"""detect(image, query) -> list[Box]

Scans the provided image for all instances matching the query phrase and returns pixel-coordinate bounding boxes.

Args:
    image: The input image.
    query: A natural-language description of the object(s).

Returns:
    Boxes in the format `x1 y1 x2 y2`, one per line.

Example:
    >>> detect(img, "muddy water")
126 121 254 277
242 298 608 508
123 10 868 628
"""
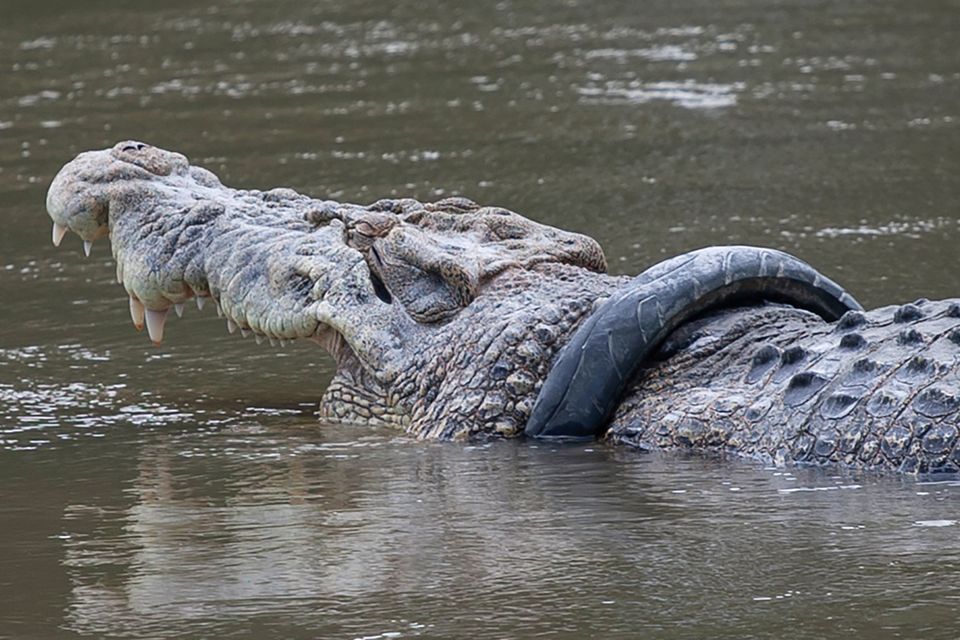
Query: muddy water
2 0 959 638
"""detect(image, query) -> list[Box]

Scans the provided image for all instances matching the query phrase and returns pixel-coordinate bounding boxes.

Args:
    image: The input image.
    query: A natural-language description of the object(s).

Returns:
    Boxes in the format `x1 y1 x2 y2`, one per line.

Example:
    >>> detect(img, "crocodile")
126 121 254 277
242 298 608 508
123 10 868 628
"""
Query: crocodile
45 141 960 474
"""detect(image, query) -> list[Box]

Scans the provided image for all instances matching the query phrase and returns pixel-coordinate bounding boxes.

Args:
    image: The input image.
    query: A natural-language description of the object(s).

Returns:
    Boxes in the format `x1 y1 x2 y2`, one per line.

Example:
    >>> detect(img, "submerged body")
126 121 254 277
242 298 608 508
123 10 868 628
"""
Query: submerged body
45 142 960 473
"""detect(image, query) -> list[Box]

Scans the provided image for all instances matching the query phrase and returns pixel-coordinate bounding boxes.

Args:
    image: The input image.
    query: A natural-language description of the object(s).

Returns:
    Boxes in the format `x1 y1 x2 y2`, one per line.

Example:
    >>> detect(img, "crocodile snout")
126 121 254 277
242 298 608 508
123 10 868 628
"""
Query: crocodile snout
46 150 112 254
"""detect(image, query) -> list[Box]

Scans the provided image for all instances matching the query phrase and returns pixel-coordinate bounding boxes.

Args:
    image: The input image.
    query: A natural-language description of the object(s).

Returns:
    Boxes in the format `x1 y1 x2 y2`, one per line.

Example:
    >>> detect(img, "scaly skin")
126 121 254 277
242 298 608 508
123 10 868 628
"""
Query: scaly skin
609 301 960 474
46 142 960 472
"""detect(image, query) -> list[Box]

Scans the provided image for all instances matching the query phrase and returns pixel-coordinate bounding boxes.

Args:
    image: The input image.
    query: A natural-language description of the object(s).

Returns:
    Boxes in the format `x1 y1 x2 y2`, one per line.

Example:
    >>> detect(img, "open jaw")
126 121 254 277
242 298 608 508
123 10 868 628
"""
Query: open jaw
46 141 619 438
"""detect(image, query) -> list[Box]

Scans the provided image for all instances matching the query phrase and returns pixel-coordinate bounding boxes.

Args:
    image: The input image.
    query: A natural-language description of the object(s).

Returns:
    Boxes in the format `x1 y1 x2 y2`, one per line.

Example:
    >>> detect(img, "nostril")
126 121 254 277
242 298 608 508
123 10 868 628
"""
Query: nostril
136 143 146 150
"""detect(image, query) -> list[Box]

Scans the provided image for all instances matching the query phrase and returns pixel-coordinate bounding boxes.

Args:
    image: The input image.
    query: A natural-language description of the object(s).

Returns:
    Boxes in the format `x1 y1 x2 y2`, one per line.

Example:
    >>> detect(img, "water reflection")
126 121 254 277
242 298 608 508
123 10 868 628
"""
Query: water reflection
64 434 675 636
52 429 960 638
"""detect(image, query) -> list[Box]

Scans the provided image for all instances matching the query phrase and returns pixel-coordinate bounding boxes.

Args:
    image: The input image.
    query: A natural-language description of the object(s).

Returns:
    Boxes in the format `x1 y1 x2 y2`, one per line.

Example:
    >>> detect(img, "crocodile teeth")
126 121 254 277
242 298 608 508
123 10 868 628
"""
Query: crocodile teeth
268 337 276 347
196 297 206 311
255 334 263 345
116 262 124 284
83 240 93 257
52 222 68 247
174 303 184 318
240 328 249 338
216 304 223 318
227 319 237 333
129 296 145 331
145 308 168 345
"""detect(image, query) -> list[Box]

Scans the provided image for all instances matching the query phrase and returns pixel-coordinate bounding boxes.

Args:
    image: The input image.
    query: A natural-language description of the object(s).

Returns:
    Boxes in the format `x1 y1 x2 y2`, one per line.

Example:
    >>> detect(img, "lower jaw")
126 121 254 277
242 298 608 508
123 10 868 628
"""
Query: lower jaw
317 359 419 430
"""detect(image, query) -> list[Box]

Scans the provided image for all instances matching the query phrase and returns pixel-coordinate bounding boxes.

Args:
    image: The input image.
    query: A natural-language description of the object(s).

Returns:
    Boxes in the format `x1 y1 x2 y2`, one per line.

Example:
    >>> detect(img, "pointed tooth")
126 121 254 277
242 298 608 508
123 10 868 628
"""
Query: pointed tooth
240 328 249 338
280 339 288 347
227 319 237 334
116 262 124 285
255 334 263 345
83 240 93 257
196 297 206 311
145 308 169 345
129 296 145 331
174 303 184 318
52 222 68 247
216 303 223 318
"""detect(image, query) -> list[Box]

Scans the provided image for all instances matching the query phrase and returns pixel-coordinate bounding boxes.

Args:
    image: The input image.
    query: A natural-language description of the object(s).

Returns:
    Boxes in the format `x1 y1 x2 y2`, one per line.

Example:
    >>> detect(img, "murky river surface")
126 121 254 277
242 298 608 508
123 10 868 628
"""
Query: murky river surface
2 0 959 637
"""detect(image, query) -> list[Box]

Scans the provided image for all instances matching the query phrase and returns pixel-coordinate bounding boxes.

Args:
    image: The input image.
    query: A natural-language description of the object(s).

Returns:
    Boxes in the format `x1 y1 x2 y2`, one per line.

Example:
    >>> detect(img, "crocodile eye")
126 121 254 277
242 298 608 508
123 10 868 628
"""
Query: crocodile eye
121 144 138 152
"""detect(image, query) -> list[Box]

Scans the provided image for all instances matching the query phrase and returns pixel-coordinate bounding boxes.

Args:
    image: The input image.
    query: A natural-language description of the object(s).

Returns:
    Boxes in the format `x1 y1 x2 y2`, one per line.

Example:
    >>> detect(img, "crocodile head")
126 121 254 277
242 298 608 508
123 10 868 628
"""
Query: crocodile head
47 142 622 438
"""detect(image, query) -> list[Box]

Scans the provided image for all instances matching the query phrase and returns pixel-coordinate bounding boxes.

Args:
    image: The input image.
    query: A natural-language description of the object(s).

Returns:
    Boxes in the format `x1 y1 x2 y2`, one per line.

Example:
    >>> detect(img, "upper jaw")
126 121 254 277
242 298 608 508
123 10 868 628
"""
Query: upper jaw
46 141 412 359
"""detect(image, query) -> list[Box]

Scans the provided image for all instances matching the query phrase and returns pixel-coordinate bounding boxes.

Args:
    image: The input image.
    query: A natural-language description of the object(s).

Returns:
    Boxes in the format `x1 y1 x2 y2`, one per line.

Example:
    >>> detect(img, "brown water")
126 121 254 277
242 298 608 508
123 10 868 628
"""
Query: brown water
2 1 960 638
